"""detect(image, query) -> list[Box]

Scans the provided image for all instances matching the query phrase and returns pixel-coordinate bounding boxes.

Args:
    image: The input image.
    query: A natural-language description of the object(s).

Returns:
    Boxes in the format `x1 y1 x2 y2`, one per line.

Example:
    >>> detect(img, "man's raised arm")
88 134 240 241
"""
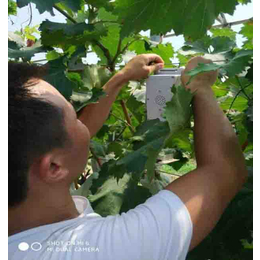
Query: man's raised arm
165 57 248 250
78 54 164 137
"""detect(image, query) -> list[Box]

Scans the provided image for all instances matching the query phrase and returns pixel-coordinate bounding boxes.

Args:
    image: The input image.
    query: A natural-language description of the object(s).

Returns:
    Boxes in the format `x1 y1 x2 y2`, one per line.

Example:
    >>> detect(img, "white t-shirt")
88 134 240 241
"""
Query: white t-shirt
8 190 192 260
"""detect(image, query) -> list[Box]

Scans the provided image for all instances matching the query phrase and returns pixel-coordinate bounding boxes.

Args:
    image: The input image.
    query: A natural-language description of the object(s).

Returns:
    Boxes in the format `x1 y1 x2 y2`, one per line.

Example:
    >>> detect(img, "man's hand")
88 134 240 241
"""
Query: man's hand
181 57 218 94
121 54 164 82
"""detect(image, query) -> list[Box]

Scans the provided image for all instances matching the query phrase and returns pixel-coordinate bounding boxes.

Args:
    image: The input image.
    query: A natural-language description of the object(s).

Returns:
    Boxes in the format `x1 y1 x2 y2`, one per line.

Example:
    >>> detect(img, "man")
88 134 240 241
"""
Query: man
8 54 247 260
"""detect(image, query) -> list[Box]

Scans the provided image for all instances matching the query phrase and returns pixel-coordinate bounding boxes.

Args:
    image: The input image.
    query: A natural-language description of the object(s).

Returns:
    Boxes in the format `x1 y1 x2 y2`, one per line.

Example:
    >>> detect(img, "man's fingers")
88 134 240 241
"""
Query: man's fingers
147 63 164 74
145 54 164 65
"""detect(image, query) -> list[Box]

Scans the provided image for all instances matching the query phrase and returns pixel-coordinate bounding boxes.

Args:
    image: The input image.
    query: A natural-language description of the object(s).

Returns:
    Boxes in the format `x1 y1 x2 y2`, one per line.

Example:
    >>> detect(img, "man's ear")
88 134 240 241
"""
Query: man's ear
31 154 69 184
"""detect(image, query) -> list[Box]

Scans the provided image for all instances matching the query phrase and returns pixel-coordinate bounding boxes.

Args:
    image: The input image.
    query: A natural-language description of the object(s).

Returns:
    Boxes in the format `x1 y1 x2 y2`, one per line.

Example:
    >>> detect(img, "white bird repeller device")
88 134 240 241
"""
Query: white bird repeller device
146 68 184 121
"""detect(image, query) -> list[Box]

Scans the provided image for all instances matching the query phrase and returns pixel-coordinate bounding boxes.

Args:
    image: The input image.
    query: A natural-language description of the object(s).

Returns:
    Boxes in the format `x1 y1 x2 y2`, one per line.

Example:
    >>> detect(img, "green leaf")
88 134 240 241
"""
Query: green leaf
17 0 82 14
116 0 238 39
115 85 193 181
241 239 253 249
46 50 61 61
182 36 212 53
224 50 253 77
165 86 193 135
89 173 151 216
129 42 174 65
92 9 135 64
238 0 251 4
8 0 17 15
8 40 21 50
8 42 50 61
81 65 112 89
183 36 235 54
90 140 106 157
87 0 114 12
140 172 172 195
148 43 174 65
44 57 75 100
186 62 221 77
107 142 124 158
128 40 147 54
211 37 236 54
70 172 99 197
72 88 107 112
239 20 253 50
40 20 107 47
126 95 145 123
220 96 248 112
115 120 170 179
169 129 193 153
187 50 253 78
210 27 236 41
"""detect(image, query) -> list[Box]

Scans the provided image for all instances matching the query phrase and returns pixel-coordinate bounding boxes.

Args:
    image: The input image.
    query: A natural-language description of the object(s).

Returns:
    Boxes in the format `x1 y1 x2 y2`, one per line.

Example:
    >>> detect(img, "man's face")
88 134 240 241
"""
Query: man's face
30 79 90 182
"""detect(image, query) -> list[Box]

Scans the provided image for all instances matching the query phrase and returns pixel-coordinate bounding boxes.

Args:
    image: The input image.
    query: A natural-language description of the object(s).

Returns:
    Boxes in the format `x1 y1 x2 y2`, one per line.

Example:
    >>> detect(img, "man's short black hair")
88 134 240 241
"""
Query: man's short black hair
8 62 70 208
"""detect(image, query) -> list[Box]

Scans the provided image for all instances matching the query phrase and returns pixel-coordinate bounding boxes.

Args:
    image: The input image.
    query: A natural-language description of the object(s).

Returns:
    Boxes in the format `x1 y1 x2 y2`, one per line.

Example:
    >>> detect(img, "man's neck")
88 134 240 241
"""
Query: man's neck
8 191 79 236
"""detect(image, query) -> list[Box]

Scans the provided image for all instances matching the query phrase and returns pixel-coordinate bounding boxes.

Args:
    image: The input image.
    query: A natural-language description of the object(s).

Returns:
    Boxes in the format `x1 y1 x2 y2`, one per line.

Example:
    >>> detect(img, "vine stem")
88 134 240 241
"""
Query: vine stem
111 113 135 133
120 100 135 133
53 4 77 24
89 147 103 168
115 126 127 141
235 75 250 100
228 83 252 114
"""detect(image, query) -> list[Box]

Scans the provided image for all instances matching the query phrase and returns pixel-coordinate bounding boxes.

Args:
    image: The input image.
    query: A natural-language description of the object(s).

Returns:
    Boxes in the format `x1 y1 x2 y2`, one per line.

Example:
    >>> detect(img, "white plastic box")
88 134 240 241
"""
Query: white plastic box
146 68 184 121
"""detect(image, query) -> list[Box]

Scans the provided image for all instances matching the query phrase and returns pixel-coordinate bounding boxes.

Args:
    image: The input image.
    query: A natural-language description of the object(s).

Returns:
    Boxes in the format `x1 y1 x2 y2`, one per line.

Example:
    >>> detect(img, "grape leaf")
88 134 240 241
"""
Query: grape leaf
46 50 61 61
70 172 99 197
220 96 248 112
93 9 135 64
129 42 174 65
182 36 212 53
128 40 147 54
87 0 114 12
8 0 17 15
126 95 145 123
239 21 253 50
238 0 251 4
44 57 75 100
183 36 235 54
89 173 151 216
224 50 253 77
17 0 82 15
140 172 172 195
8 42 50 61
165 86 193 135
186 62 221 77
115 0 238 39
211 37 236 53
186 50 253 78
81 65 112 89
40 21 107 47
210 27 236 41
114 85 193 181
72 88 107 112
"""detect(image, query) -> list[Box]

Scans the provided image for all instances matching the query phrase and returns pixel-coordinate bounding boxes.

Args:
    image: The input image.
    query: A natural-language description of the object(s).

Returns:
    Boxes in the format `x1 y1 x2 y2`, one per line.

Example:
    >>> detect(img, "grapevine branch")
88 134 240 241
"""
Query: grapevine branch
89 147 102 168
111 38 122 70
92 39 113 67
228 83 252 114
120 100 135 133
53 4 77 24
111 112 135 133
235 75 250 100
